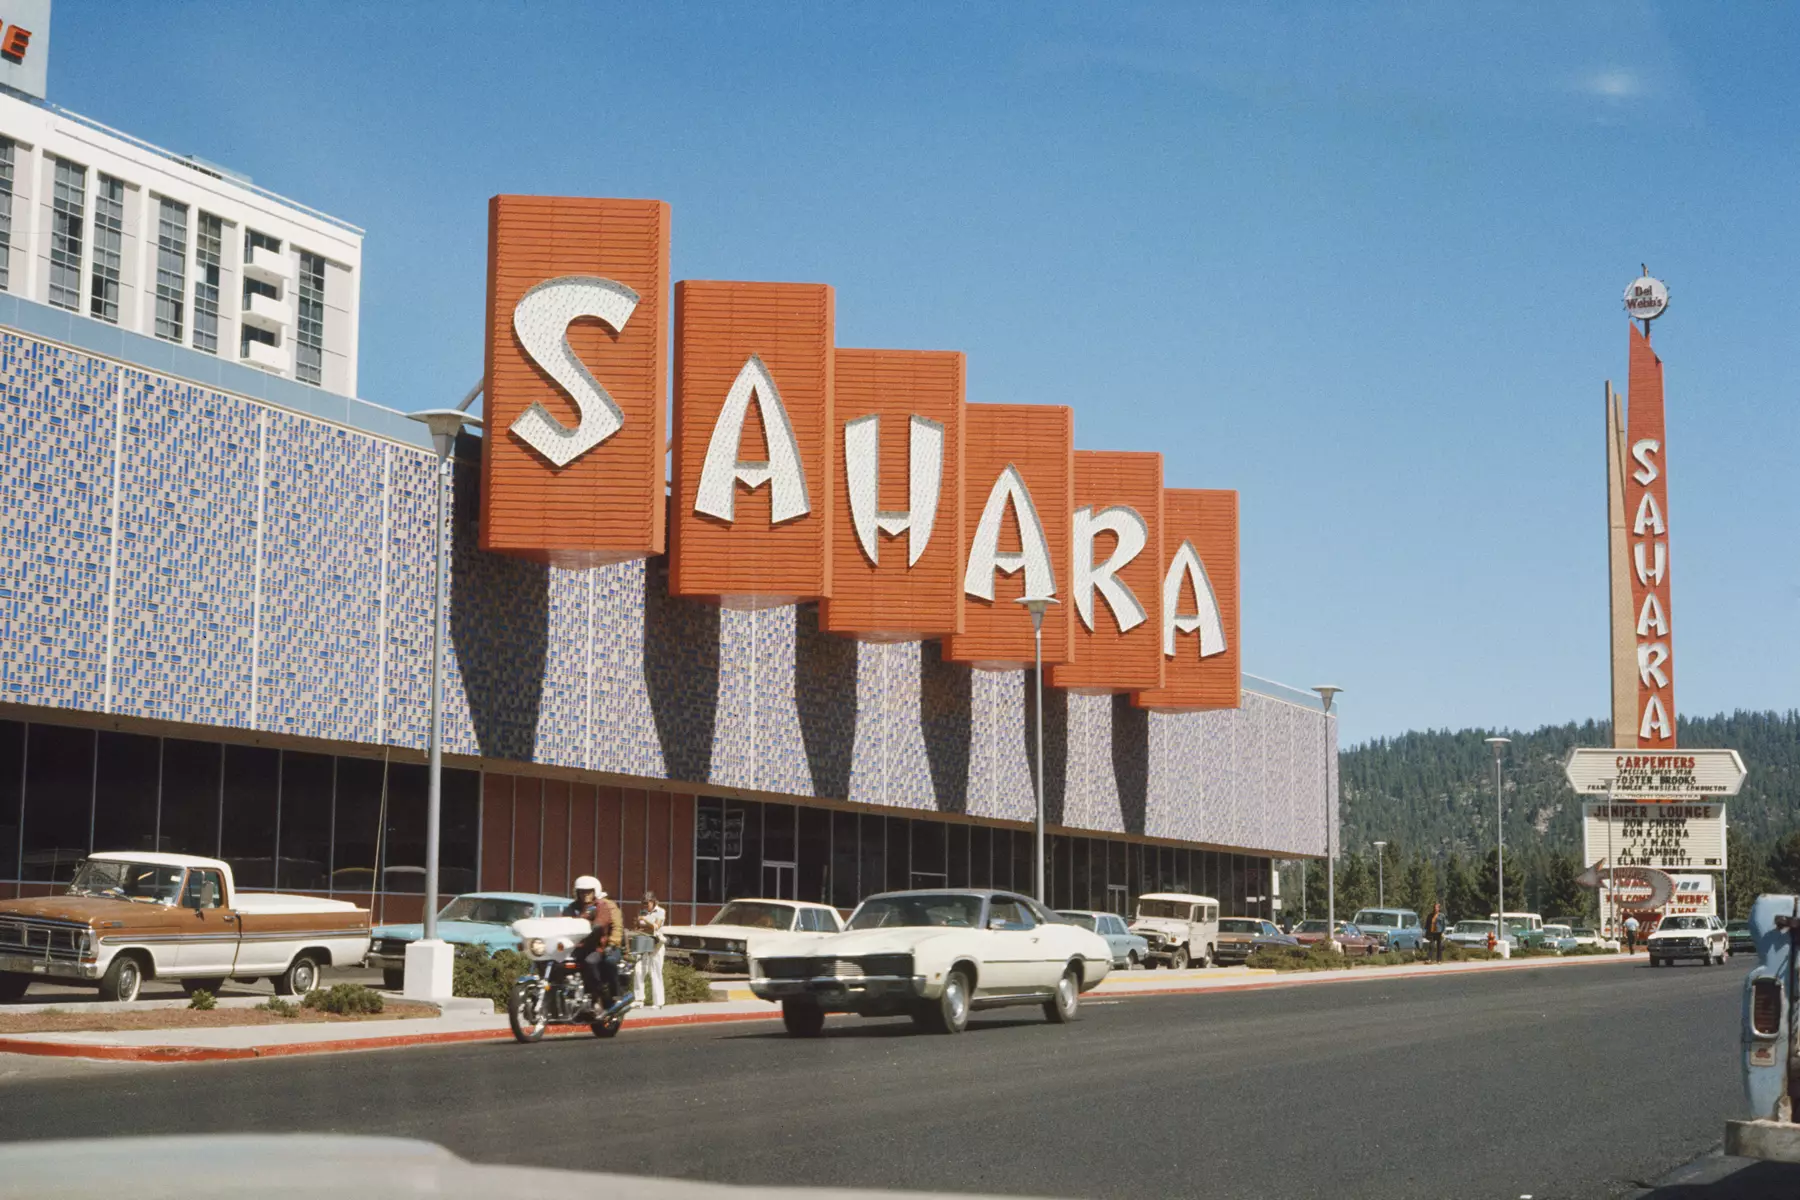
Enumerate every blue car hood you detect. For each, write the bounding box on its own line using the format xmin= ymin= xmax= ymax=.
xmin=371 ymin=920 xmax=521 ymax=946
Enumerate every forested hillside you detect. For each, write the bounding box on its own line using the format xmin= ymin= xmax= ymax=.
xmin=1277 ymin=710 xmax=1800 ymax=924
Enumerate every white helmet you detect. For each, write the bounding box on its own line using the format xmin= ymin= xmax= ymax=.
xmin=574 ymin=875 xmax=604 ymax=898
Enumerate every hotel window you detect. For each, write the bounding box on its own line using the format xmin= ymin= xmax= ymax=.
xmin=48 ymin=157 xmax=86 ymax=311
xmin=88 ymin=174 xmax=123 ymax=323
xmin=0 ymin=137 xmax=15 ymax=292
xmin=296 ymin=249 xmax=325 ymax=385
xmin=192 ymin=212 xmax=222 ymax=353
xmin=154 ymin=197 xmax=188 ymax=342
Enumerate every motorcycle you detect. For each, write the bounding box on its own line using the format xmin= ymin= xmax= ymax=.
xmin=506 ymin=917 xmax=652 ymax=1042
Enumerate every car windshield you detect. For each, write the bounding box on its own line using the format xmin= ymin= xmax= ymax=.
xmin=714 ymin=901 xmax=795 ymax=930
xmin=1137 ymin=900 xmax=1194 ymax=921
xmin=1658 ymin=916 xmax=1706 ymax=931
xmin=1572 ymin=928 xmax=1597 ymax=937
xmin=1729 ymin=921 xmax=1751 ymax=932
xmin=1352 ymin=911 xmax=1394 ymax=926
xmin=437 ymin=896 xmax=538 ymax=924
xmin=68 ymin=859 xmax=184 ymax=904
xmin=1059 ymin=912 xmax=1097 ymax=931
xmin=1219 ymin=919 xmax=1260 ymax=933
xmin=1454 ymin=921 xmax=1495 ymax=935
xmin=1544 ymin=926 xmax=1572 ymax=937
xmin=848 ymin=894 xmax=984 ymax=930
xmin=1295 ymin=920 xmax=1330 ymax=934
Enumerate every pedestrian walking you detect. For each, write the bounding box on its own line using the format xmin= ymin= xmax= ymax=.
xmin=635 ymin=890 xmax=668 ymax=1009
xmin=1624 ymin=914 xmax=1640 ymax=955
xmin=1426 ymin=902 xmax=1445 ymax=963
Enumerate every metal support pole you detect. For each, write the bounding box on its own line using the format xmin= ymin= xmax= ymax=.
xmin=424 ymin=450 xmax=447 ymax=942
xmin=1495 ymin=753 xmax=1504 ymax=929
xmin=1033 ymin=615 xmax=1046 ymax=904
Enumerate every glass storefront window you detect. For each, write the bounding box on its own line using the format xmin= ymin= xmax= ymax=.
xmin=968 ymin=825 xmax=991 ymax=889
xmin=724 ymin=801 xmax=761 ymax=901
xmin=830 ymin=809 xmax=859 ymax=909
xmin=22 ymin=724 xmax=94 ymax=882
xmin=0 ymin=720 xmax=22 ymax=880
xmin=220 ymin=745 xmax=279 ymax=888
xmin=330 ymin=755 xmax=385 ymax=897
xmin=798 ymin=807 xmax=829 ymax=904
xmin=277 ymin=751 xmax=333 ymax=891
xmin=859 ymin=812 xmax=885 ymax=898
xmin=92 ymin=731 xmax=159 ymax=853
xmin=159 ymin=738 xmax=221 ymax=859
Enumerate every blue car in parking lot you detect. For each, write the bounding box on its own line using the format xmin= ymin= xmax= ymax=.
xmin=1350 ymin=907 xmax=1424 ymax=952
xmin=368 ymin=891 xmax=574 ymax=989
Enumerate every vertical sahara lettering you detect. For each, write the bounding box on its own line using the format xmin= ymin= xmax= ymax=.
xmin=1625 ymin=326 xmax=1674 ymax=745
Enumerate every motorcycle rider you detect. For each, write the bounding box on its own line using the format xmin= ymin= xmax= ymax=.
xmin=566 ymin=875 xmax=625 ymax=1005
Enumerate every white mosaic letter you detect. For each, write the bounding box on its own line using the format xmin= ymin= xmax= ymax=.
xmin=1161 ymin=540 xmax=1226 ymax=659
xmin=694 ymin=355 xmax=811 ymax=524
xmin=1072 ymin=505 xmax=1148 ymax=633
xmin=509 ymin=276 xmax=639 ymax=468
xmin=844 ymin=414 xmax=944 ymax=567
xmin=963 ymin=465 xmax=1055 ymax=602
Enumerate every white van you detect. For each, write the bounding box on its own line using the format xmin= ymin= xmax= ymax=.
xmin=1129 ymin=892 xmax=1221 ymax=969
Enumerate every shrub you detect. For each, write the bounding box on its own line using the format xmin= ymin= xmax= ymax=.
xmin=186 ymin=988 xmax=217 ymax=1010
xmin=257 ymin=997 xmax=299 ymax=1018
xmin=661 ymin=960 xmax=718 ymax=1005
xmin=1511 ymin=944 xmax=1559 ymax=958
xmin=1439 ymin=943 xmax=1502 ymax=962
xmin=1245 ymin=943 xmax=1350 ymax=972
xmin=301 ymin=983 xmax=385 ymax=1015
xmin=453 ymin=943 xmax=537 ymax=1008
xmin=1565 ymin=943 xmax=1618 ymax=956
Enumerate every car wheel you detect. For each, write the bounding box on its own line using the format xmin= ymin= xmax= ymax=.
xmin=1128 ymin=951 xmax=1141 ymax=970
xmin=273 ymin=952 xmax=321 ymax=997
xmin=0 ymin=972 xmax=29 ymax=1002
xmin=99 ymin=954 xmax=144 ymax=1003
xmin=1044 ymin=966 xmax=1081 ymax=1024
xmin=1171 ymin=945 xmax=1190 ymax=970
xmin=382 ymin=968 xmax=405 ymax=991
xmin=920 ymin=968 xmax=971 ymax=1034
xmin=781 ymin=1000 xmax=826 ymax=1038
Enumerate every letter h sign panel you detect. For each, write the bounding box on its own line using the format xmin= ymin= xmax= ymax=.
xmin=480 ymin=195 xmax=670 ymax=565
xmin=821 ymin=348 xmax=966 ymax=640
xmin=670 ymin=280 xmax=835 ymax=607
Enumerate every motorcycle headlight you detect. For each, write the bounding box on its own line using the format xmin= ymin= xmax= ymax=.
xmin=526 ymin=937 xmax=547 ymax=958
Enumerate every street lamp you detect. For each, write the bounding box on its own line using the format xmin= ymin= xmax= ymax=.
xmin=1017 ymin=595 xmax=1058 ymax=904
xmin=1372 ymin=840 xmax=1387 ymax=907
xmin=403 ymin=402 xmax=482 ymax=1000
xmin=1312 ymin=686 xmax=1342 ymax=938
xmin=1486 ymin=736 xmax=1511 ymax=939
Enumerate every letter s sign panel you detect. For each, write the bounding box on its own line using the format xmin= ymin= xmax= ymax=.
xmin=481 ymin=195 xmax=669 ymax=566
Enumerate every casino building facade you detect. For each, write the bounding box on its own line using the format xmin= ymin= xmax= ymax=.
xmin=0 ymin=86 xmax=1337 ymax=929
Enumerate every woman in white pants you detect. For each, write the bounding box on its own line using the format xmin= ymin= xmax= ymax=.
xmin=635 ymin=890 xmax=667 ymax=1009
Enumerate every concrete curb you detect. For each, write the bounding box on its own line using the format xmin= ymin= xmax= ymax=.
xmin=0 ymin=952 xmax=1635 ymax=1063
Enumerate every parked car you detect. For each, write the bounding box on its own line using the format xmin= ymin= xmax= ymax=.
xmin=1530 ymin=924 xmax=1580 ymax=954
xmin=1490 ymin=911 xmax=1544 ymax=940
xmin=0 ymin=852 xmax=371 ymax=1003
xmin=1214 ymin=918 xmax=1298 ymax=964
xmin=1446 ymin=920 xmax=1514 ymax=951
xmin=1568 ymin=926 xmax=1619 ymax=951
xmin=1350 ymin=907 xmax=1424 ymax=952
xmin=1647 ymin=914 xmax=1729 ymax=967
xmin=749 ymin=889 xmax=1112 ymax=1035
xmin=368 ymin=891 xmax=573 ymax=989
xmin=1057 ymin=910 xmax=1149 ymax=969
xmin=1727 ymin=919 xmax=1755 ymax=956
xmin=662 ymin=898 xmax=845 ymax=974
xmin=1129 ymin=892 xmax=1221 ymax=969
xmin=1291 ymin=919 xmax=1383 ymax=955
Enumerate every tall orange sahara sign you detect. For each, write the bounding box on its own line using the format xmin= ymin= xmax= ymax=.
xmin=478 ymin=194 xmax=1239 ymax=707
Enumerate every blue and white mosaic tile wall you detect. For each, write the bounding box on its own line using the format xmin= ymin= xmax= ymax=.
xmin=0 ymin=328 xmax=1336 ymax=857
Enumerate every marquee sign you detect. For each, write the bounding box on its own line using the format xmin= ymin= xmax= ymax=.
xmin=1583 ymin=802 xmax=1725 ymax=872
xmin=475 ymin=194 xmax=1240 ymax=707
xmin=1564 ymin=747 xmax=1747 ymax=799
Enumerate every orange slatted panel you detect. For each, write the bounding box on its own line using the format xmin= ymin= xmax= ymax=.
xmin=943 ymin=404 xmax=1075 ymax=668
xmin=1050 ymin=451 xmax=1165 ymax=693
xmin=568 ymin=782 xmax=597 ymax=892
xmin=511 ymin=778 xmax=542 ymax=894
xmin=1133 ymin=489 xmax=1241 ymax=712
xmin=621 ymin=790 xmax=648 ymax=900
xmin=670 ymin=794 xmax=695 ymax=906
xmin=821 ymin=348 xmax=965 ymax=640
xmin=596 ymin=786 xmax=623 ymax=897
xmin=540 ymin=779 xmax=570 ymax=897
xmin=479 ymin=774 xmax=514 ymax=891
xmin=670 ymin=280 xmax=835 ymax=605
xmin=646 ymin=792 xmax=672 ymax=901
xmin=481 ymin=195 xmax=669 ymax=566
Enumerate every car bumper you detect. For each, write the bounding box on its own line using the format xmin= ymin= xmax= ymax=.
xmin=750 ymin=974 xmax=928 ymax=1009
xmin=0 ymin=953 xmax=98 ymax=981
xmin=1215 ymin=943 xmax=1253 ymax=963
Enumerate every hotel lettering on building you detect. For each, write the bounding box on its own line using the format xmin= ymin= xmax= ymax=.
xmin=0 ymin=102 xmax=1338 ymax=926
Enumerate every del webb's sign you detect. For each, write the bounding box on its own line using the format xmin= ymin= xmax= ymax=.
xmin=479 ymin=196 xmax=1238 ymax=710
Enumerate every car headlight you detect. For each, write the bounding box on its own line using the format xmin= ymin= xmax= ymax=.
xmin=729 ymin=941 xmax=745 ymax=954
xmin=526 ymin=937 xmax=547 ymax=957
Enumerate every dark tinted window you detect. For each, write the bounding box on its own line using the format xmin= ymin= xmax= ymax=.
xmin=92 ymin=731 xmax=159 ymax=852
xmin=277 ymin=752 xmax=333 ymax=891
xmin=22 ymin=724 xmax=93 ymax=881
xmin=380 ymin=762 xmax=427 ymax=894
xmin=830 ymin=809 xmax=859 ymax=909
xmin=0 ymin=719 xmax=22 ymax=880
xmin=330 ymin=755 xmax=384 ymax=897
xmin=159 ymin=738 xmax=221 ymax=858
xmin=220 ymin=745 xmax=278 ymax=888
xmin=441 ymin=767 xmax=479 ymax=896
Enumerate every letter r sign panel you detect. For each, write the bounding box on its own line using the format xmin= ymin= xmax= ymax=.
xmin=480 ymin=195 xmax=670 ymax=566
xmin=1049 ymin=450 xmax=1164 ymax=693
xmin=821 ymin=348 xmax=966 ymax=641
xmin=670 ymin=280 xmax=835 ymax=607
xmin=1133 ymin=488 xmax=1240 ymax=712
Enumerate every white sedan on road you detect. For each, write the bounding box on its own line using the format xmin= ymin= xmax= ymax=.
xmin=1646 ymin=914 xmax=1730 ymax=967
xmin=750 ymin=889 xmax=1112 ymax=1036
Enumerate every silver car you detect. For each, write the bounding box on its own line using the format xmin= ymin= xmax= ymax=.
xmin=1058 ymin=910 xmax=1150 ymax=969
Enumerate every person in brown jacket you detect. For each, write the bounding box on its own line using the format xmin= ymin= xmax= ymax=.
xmin=568 ymin=875 xmax=624 ymax=1004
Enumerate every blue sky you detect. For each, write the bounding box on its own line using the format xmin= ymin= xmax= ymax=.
xmin=49 ymin=3 xmax=1799 ymax=745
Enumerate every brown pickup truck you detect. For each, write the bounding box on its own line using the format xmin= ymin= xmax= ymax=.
xmin=0 ymin=851 xmax=372 ymax=1002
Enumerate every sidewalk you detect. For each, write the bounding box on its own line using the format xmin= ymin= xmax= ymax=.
xmin=0 ymin=952 xmax=1632 ymax=1063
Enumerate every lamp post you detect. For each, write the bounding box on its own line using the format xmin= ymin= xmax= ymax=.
xmin=1372 ymin=840 xmax=1387 ymax=907
xmin=1486 ymin=736 xmax=1510 ymax=939
xmin=1017 ymin=596 xmax=1058 ymax=904
xmin=403 ymin=403 xmax=482 ymax=1000
xmin=1312 ymin=686 xmax=1342 ymax=937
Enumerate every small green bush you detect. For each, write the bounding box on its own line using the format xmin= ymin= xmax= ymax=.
xmin=186 ymin=989 xmax=217 ymax=1010
xmin=1245 ymin=943 xmax=1351 ymax=972
xmin=453 ymin=943 xmax=537 ymax=1008
xmin=660 ymin=960 xmax=718 ymax=1005
xmin=301 ymin=983 xmax=385 ymax=1015
xmin=1438 ymin=943 xmax=1502 ymax=962
xmin=257 ymin=997 xmax=299 ymax=1018
xmin=1564 ymin=943 xmax=1618 ymax=956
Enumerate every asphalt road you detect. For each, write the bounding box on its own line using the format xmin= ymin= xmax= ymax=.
xmin=0 ymin=958 xmax=1785 ymax=1200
